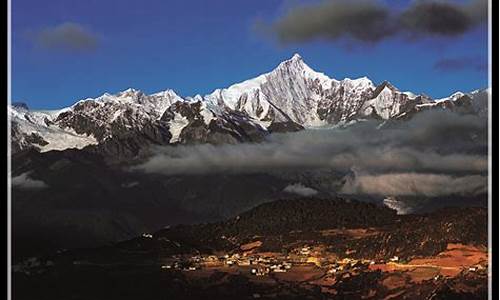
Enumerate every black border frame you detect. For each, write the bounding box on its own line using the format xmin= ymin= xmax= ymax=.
xmin=3 ymin=0 xmax=499 ymax=299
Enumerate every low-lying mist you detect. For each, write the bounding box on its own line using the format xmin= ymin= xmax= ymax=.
xmin=132 ymin=110 xmax=488 ymax=198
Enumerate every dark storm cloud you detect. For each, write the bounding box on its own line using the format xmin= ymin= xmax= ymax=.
xmin=263 ymin=0 xmax=487 ymax=44
xmin=433 ymin=56 xmax=488 ymax=72
xmin=266 ymin=0 xmax=395 ymax=43
xmin=33 ymin=22 xmax=98 ymax=52
xmin=401 ymin=1 xmax=472 ymax=36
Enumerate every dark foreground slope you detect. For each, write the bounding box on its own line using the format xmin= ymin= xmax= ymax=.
xmin=12 ymin=149 xmax=324 ymax=260
xmin=13 ymin=198 xmax=488 ymax=300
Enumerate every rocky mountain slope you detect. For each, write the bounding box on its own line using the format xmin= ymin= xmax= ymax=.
xmin=9 ymin=54 xmax=489 ymax=157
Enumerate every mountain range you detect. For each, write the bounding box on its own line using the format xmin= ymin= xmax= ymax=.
xmin=10 ymin=54 xmax=489 ymax=260
xmin=10 ymin=53 xmax=489 ymax=159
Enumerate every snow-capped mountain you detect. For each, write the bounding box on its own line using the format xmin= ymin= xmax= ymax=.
xmin=9 ymin=104 xmax=98 ymax=153
xmin=9 ymin=54 xmax=489 ymax=156
xmin=200 ymin=54 xmax=432 ymax=126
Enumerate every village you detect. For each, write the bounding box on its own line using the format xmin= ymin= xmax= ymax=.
xmin=155 ymin=239 xmax=488 ymax=286
xmin=158 ymin=243 xmax=390 ymax=278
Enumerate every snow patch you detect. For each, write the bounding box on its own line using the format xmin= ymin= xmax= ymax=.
xmin=10 ymin=106 xmax=99 ymax=152
xmin=199 ymin=103 xmax=216 ymax=125
xmin=402 ymin=91 xmax=417 ymax=99
xmin=38 ymin=127 xmax=98 ymax=152
xmin=435 ymin=91 xmax=465 ymax=103
xmin=169 ymin=113 xmax=189 ymax=143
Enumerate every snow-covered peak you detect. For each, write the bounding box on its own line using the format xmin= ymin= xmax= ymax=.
xmin=340 ymin=76 xmax=375 ymax=90
xmin=115 ymin=88 xmax=143 ymax=100
xmin=276 ymin=53 xmax=305 ymax=68
xmin=379 ymin=81 xmax=398 ymax=91
xmin=68 ymin=87 xmax=184 ymax=122
xmin=10 ymin=53 xmax=487 ymax=154
xmin=9 ymin=102 xmax=98 ymax=153
xmin=275 ymin=53 xmax=305 ymax=69
xmin=380 ymin=85 xmax=393 ymax=96
xmin=402 ymin=91 xmax=417 ymax=99
xmin=8 ymin=105 xmax=25 ymax=119
xmin=471 ymin=87 xmax=491 ymax=95
xmin=352 ymin=76 xmax=373 ymax=86
xmin=114 ymin=88 xmax=143 ymax=100
xmin=11 ymin=102 xmax=29 ymax=111
xmin=451 ymin=92 xmax=465 ymax=101
xmin=120 ymin=87 xmax=140 ymax=94
xmin=146 ymin=89 xmax=185 ymax=117
xmin=13 ymin=53 xmax=475 ymax=129
xmin=359 ymin=79 xmax=426 ymax=120
xmin=274 ymin=53 xmax=334 ymax=86
xmin=74 ymin=88 xmax=145 ymax=105
xmin=151 ymin=89 xmax=179 ymax=98
xmin=185 ymin=94 xmax=204 ymax=103
xmin=435 ymin=91 xmax=465 ymax=103
xmin=205 ymin=73 xmax=268 ymax=110
xmin=291 ymin=53 xmax=302 ymax=60
xmin=201 ymin=53 xmax=340 ymax=126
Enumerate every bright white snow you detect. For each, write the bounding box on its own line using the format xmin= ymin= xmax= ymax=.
xmin=168 ymin=113 xmax=189 ymax=143
xmin=10 ymin=53 xmax=489 ymax=152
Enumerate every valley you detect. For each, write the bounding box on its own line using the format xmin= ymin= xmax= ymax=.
xmin=12 ymin=198 xmax=488 ymax=300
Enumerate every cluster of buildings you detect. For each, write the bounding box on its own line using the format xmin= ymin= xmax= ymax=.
xmin=325 ymin=257 xmax=375 ymax=275
xmin=158 ymin=244 xmax=380 ymax=276
xmin=159 ymin=242 xmax=476 ymax=282
xmin=159 ymin=252 xmax=294 ymax=274
xmin=467 ymin=264 xmax=486 ymax=272
xmin=249 ymin=261 xmax=293 ymax=276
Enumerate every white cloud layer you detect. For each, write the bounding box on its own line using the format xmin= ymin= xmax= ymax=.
xmin=12 ymin=172 xmax=48 ymax=189
xmin=132 ymin=110 xmax=487 ymax=197
xmin=341 ymin=173 xmax=486 ymax=197
xmin=283 ymin=183 xmax=318 ymax=197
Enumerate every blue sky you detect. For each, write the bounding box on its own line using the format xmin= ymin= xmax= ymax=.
xmin=12 ymin=0 xmax=489 ymax=109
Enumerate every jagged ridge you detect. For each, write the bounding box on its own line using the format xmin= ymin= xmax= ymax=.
xmin=9 ymin=54 xmax=489 ymax=156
